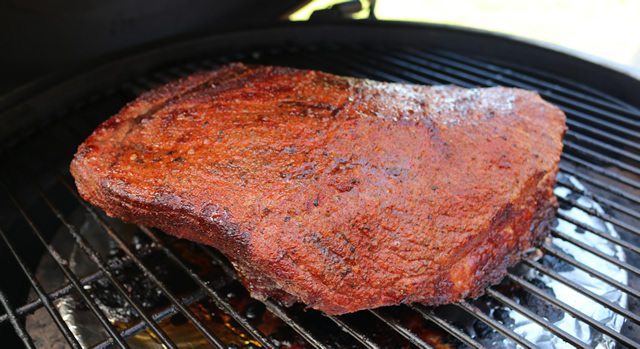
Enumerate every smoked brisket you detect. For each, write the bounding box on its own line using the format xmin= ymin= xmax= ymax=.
xmin=71 ymin=63 xmax=566 ymax=314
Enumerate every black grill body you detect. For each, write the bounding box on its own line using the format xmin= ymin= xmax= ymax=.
xmin=1 ymin=22 xmax=639 ymax=348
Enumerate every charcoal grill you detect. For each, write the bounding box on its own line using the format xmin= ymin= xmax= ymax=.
xmin=1 ymin=20 xmax=640 ymax=348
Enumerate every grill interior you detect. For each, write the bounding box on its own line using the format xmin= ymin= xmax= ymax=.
xmin=1 ymin=37 xmax=640 ymax=349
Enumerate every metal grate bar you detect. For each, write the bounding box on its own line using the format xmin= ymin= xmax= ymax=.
xmin=414 ymin=47 xmax=640 ymax=120
xmin=551 ymin=227 xmax=640 ymax=277
xmin=566 ymin=130 xmax=640 ymax=165
xmin=362 ymin=46 xmax=496 ymax=88
xmin=262 ymin=54 xmax=332 ymax=77
xmin=485 ymin=288 xmax=589 ymax=349
xmin=504 ymin=272 xmax=639 ymax=348
xmin=91 ymin=289 xmax=207 ymax=349
xmin=197 ymin=245 xmax=240 ymax=281
xmin=369 ymin=309 xmax=434 ymax=349
xmin=136 ymin=225 xmax=275 ymax=348
xmin=556 ymin=209 xmax=640 ymax=255
xmin=295 ymin=49 xmax=414 ymax=83
xmin=327 ymin=53 xmax=415 ymax=83
xmin=343 ymin=47 xmax=477 ymax=87
xmin=560 ymin=198 xmax=640 ymax=247
xmin=198 ymin=58 xmax=219 ymax=70
xmin=14 ymin=141 xmax=180 ymax=348
xmin=157 ymin=67 xmax=203 ymax=83
xmin=558 ymin=166 xmax=640 ymax=213
xmin=556 ymin=176 xmax=640 ymax=223
xmin=542 ymin=246 xmax=640 ymax=300
xmin=259 ymin=49 xmax=357 ymax=81
xmin=69 ymin=196 xmax=228 ymax=348
xmin=0 ymin=225 xmax=82 ymax=349
xmin=134 ymin=76 xmax=163 ymax=90
xmin=563 ymin=140 xmax=640 ymax=178
xmin=522 ymin=258 xmax=640 ymax=325
xmin=0 ymin=267 xmax=106 ymax=324
xmin=378 ymin=46 xmax=521 ymax=86
xmin=363 ymin=47 xmax=640 ymax=160
xmin=407 ymin=304 xmax=483 ymax=349
xmin=0 ymin=288 xmax=35 ymax=348
xmin=555 ymin=106 xmax=638 ymax=149
xmin=565 ymin=117 xmax=640 ymax=153
xmin=558 ymin=193 xmax=640 ymax=239
xmin=263 ymin=299 xmax=329 ymax=349
xmin=396 ymin=47 xmax=636 ymax=112
xmin=0 ymin=247 xmax=159 ymax=326
xmin=368 ymin=46 xmax=640 ymax=131
xmin=267 ymin=46 xmax=395 ymax=82
xmin=177 ymin=62 xmax=204 ymax=74
xmin=275 ymin=51 xmax=364 ymax=78
xmin=325 ymin=315 xmax=382 ymax=349
xmin=561 ymin=153 xmax=640 ymax=192
xmin=119 ymin=81 xmax=149 ymax=99
xmin=456 ymin=300 xmax=536 ymax=349
xmin=0 ymin=175 xmax=130 ymax=348
xmin=326 ymin=48 xmax=475 ymax=87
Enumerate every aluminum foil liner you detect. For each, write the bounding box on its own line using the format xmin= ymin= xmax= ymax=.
xmin=499 ymin=173 xmax=628 ymax=348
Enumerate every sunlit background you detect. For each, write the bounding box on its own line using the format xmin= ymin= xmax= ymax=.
xmin=289 ymin=0 xmax=640 ymax=71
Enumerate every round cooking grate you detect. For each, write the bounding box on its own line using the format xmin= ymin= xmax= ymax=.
xmin=1 ymin=31 xmax=639 ymax=348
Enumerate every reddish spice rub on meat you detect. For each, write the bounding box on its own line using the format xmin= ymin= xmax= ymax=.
xmin=70 ymin=63 xmax=567 ymax=315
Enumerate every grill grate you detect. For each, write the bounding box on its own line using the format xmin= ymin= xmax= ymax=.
xmin=1 ymin=42 xmax=639 ymax=348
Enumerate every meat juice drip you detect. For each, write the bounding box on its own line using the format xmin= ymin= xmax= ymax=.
xmin=110 ymin=301 xmax=263 ymax=348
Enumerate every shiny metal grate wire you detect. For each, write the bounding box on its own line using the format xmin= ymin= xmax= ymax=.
xmin=1 ymin=43 xmax=639 ymax=348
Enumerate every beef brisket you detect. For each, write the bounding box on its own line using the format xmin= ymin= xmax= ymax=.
xmin=70 ymin=63 xmax=567 ymax=314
